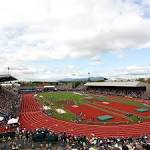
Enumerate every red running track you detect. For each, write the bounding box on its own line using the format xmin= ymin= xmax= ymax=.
xmin=19 ymin=94 xmax=150 ymax=138
xmin=66 ymin=104 xmax=128 ymax=123
xmin=96 ymin=101 xmax=150 ymax=117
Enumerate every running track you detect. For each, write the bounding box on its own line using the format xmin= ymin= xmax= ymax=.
xmin=19 ymin=94 xmax=150 ymax=138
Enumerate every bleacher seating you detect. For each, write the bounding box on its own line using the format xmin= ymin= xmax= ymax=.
xmin=0 ymin=86 xmax=20 ymax=117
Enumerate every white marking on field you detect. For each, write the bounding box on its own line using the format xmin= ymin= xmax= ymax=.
xmin=73 ymin=92 xmax=83 ymax=95
xmin=72 ymin=105 xmax=79 ymax=108
xmin=39 ymin=95 xmax=43 ymax=98
xmin=56 ymin=108 xmax=66 ymax=114
xmin=102 ymin=102 xmax=110 ymax=104
xmin=85 ymin=97 xmax=92 ymax=99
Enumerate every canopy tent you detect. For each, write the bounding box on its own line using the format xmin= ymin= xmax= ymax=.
xmin=97 ymin=115 xmax=113 ymax=121
xmin=136 ymin=108 xmax=149 ymax=112
xmin=43 ymin=106 xmax=51 ymax=110
xmin=0 ymin=116 xmax=4 ymax=121
xmin=7 ymin=117 xmax=19 ymax=125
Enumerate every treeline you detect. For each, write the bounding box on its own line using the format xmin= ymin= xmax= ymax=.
xmin=136 ymin=78 xmax=150 ymax=84
xmin=19 ymin=81 xmax=59 ymax=87
xmin=18 ymin=81 xmax=85 ymax=88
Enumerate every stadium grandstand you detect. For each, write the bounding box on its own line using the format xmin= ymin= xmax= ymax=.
xmin=85 ymin=81 xmax=150 ymax=99
xmin=1 ymin=76 xmax=150 ymax=149
xmin=0 ymin=75 xmax=20 ymax=138
xmin=56 ymin=82 xmax=73 ymax=91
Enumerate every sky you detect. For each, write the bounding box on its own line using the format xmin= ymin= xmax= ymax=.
xmin=0 ymin=0 xmax=150 ymax=81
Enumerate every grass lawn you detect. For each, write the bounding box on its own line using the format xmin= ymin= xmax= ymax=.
xmin=128 ymin=115 xmax=141 ymax=123
xmin=38 ymin=92 xmax=87 ymax=121
xmin=39 ymin=91 xmax=86 ymax=105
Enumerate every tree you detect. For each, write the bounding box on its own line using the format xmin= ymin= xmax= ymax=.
xmin=146 ymin=78 xmax=150 ymax=84
xmin=136 ymin=78 xmax=145 ymax=82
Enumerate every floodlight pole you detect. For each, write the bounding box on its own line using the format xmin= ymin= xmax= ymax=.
xmin=88 ymin=72 xmax=91 ymax=82
xmin=8 ymin=67 xmax=10 ymax=75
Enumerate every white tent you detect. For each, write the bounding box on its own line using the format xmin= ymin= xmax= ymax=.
xmin=7 ymin=117 xmax=19 ymax=125
xmin=0 ymin=116 xmax=4 ymax=121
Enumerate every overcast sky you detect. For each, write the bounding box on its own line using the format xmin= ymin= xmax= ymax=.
xmin=0 ymin=0 xmax=150 ymax=81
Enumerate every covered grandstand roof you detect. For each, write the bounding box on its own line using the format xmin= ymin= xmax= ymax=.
xmin=85 ymin=81 xmax=147 ymax=87
xmin=0 ymin=74 xmax=17 ymax=82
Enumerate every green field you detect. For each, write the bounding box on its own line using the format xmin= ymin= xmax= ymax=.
xmin=38 ymin=92 xmax=87 ymax=121
xmin=37 ymin=92 xmax=150 ymax=124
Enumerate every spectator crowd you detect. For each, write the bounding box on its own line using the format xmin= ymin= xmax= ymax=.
xmin=0 ymin=128 xmax=150 ymax=150
xmin=0 ymin=85 xmax=20 ymax=126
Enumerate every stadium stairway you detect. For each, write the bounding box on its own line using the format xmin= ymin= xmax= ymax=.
xmin=19 ymin=94 xmax=150 ymax=138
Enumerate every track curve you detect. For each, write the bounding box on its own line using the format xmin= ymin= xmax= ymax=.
xmin=19 ymin=94 xmax=150 ymax=138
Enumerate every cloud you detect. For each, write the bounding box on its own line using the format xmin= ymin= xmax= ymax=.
xmin=1 ymin=63 xmax=85 ymax=81
xmin=107 ymin=65 xmax=150 ymax=78
xmin=0 ymin=0 xmax=150 ymax=80
xmin=89 ymin=56 xmax=102 ymax=66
